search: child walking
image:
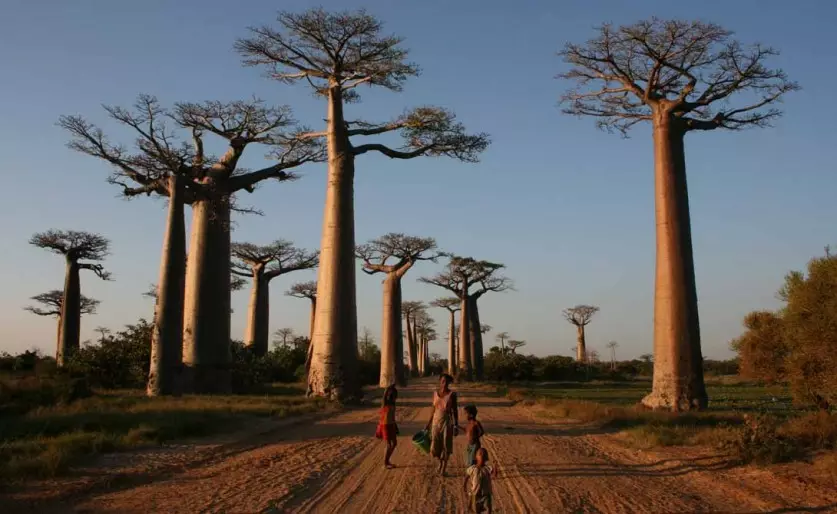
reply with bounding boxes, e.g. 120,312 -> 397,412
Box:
463,404 -> 485,466
376,384 -> 399,469
464,448 -> 496,513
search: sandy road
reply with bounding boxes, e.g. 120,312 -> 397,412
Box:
6,380 -> 837,513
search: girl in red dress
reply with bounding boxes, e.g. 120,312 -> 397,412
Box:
376,384 -> 399,469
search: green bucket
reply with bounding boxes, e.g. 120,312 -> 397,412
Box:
412,429 -> 431,454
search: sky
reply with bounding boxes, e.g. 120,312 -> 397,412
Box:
0,0 -> 835,361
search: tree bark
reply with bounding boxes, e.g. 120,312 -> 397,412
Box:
182,194 -> 232,394
147,175 -> 186,396
642,112 -> 708,411
576,325 -> 587,363
57,258 -> 81,367
243,266 -> 270,357
406,316 -> 418,378
304,297 -> 316,375
447,310 -> 456,375
308,85 -> 360,401
458,289 -> 473,381
379,274 -> 401,387
468,296 -> 485,380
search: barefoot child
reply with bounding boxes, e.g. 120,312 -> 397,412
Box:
376,384 -> 399,469
464,448 -> 496,513
463,404 -> 485,466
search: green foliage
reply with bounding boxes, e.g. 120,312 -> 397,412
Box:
68,319 -> 153,389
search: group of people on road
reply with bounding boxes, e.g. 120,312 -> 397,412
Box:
376,374 -> 497,513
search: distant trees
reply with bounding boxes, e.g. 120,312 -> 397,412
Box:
29,230 -> 111,367
401,301 -> 425,378
286,281 -> 318,375
507,340 -> 526,354
431,297 -> 460,376
563,305 -> 599,362
231,241 -> 318,357
25,290 -> 99,356
495,332 -> 509,354
606,341 -> 619,371
356,233 -> 437,387
238,8 -> 489,400
560,18 -> 797,411
273,328 -> 296,348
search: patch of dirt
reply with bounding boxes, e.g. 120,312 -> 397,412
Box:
2,381 -> 835,513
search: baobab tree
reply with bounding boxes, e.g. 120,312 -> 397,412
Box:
25,290 -> 99,358
286,281 -> 318,373
413,312 -> 436,376
59,96 -> 321,395
560,19 -> 798,410
401,301 -> 425,378
421,256 -> 511,380
508,340 -> 526,354
607,340 -> 619,371
431,297 -> 460,375
30,230 -> 111,366
237,8 -> 490,400
563,305 -> 600,363
274,328 -> 295,347
357,233 -> 437,387
231,241 -> 318,357
495,332 -> 509,354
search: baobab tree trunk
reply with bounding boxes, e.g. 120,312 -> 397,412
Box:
147,175 -> 186,396
182,194 -> 232,394
406,316 -> 418,378
458,293 -> 473,381
576,325 -> 587,363
304,297 -> 316,374
308,86 -> 360,401
243,267 -> 270,357
379,274 -> 401,387
447,310 -> 456,375
395,312 -> 406,387
57,258 -> 81,367
468,297 -> 485,380
642,114 -> 708,411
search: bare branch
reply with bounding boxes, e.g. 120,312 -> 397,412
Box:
563,305 -> 600,327
24,290 -> 99,317
430,297 -> 460,312
419,254 -> 506,299
79,262 -> 113,281
356,233 -> 438,277
30,230 -> 110,262
231,241 -> 319,280
286,281 -> 317,300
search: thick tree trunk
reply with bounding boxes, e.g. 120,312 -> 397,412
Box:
57,258 -> 81,367
182,194 -> 232,394
243,267 -> 270,357
304,297 -> 316,375
147,176 -> 186,396
468,296 -> 485,380
406,316 -> 418,378
379,274 -> 401,387
447,310 -> 456,375
423,336 -> 430,375
458,291 -> 473,381
575,325 -> 586,363
642,114 -> 708,411
308,86 -> 360,401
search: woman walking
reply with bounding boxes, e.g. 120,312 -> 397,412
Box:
425,373 -> 460,476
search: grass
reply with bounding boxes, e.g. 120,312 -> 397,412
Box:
0,383 -> 329,482
502,379 -> 836,465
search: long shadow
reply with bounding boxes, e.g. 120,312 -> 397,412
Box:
704,505 -> 837,514
494,456 -> 739,479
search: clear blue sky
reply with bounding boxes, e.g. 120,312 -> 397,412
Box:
1,0 -> 834,360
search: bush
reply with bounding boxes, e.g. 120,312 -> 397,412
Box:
484,353 -> 537,382
0,375 -> 92,415
67,320 -> 153,389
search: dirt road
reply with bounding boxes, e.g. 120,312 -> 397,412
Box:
6,380 -> 837,513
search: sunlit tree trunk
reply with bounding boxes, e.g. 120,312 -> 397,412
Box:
468,296 -> 485,380
57,258 -> 80,367
406,316 -> 418,378
147,175 -> 186,396
305,297 -> 317,374
308,86 -> 360,400
642,112 -> 708,411
379,274 -> 401,387
182,192 -> 232,394
576,325 -> 587,363
458,284 -> 473,380
243,266 -> 270,357
447,310 -> 456,375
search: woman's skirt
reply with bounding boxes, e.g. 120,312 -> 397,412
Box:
430,415 -> 453,459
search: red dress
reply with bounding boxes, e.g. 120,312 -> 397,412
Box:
376,405 -> 399,440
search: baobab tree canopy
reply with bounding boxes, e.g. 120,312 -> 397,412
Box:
25,290 -> 99,317
286,281 -> 317,300
559,18 -> 799,135
231,241 -> 319,279
563,305 -> 600,326
30,230 -> 110,275
356,234 -> 438,276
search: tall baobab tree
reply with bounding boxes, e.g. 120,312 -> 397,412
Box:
560,19 -> 798,410
508,340 -> 526,354
237,9 -> 490,400
495,331 -> 509,354
607,340 -> 619,371
286,281 -> 318,373
356,233 -> 437,387
563,305 -> 600,363
401,301 -> 425,378
413,311 -> 436,376
25,290 -> 99,357
231,241 -> 318,357
29,231 -> 111,366
431,297 -> 460,375
421,256 -> 511,381
59,96 -> 321,395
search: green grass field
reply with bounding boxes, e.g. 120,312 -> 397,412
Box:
0,383 -> 329,482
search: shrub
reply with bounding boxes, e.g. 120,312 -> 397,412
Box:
67,319 -> 152,389
0,375 -> 92,415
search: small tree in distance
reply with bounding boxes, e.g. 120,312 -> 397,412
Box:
430,297 -> 460,376
495,332 -> 509,354
286,281 -> 318,375
25,290 -> 99,358
560,18 -> 798,411
606,341 -> 619,371
563,305 -> 599,363
30,230 -> 111,366
274,328 -> 295,348
507,340 -> 526,354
